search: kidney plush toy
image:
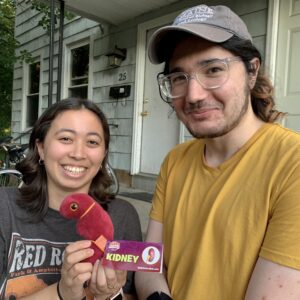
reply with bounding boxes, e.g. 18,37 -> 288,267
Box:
60,193 -> 114,264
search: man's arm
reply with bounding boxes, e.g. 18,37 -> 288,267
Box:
245,257 -> 300,299
135,220 -> 171,300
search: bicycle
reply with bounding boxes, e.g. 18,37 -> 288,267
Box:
0,169 -> 23,187
106,123 -> 120,197
0,129 -> 31,170
0,131 -> 30,187
106,162 -> 119,197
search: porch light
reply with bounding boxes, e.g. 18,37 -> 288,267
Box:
106,45 -> 127,68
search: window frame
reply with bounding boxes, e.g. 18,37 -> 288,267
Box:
64,38 -> 92,99
22,55 -> 43,130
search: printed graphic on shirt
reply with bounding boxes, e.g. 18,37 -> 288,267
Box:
1,232 -> 67,299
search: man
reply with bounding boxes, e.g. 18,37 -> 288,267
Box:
135,4 -> 300,300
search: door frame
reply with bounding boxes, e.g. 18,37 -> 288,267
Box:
131,11 -> 184,175
266,0 -> 291,125
265,0 -> 280,83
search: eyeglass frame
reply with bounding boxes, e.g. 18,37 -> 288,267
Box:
157,56 -> 242,104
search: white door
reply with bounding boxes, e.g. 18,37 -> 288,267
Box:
132,12 -> 182,176
139,27 -> 180,175
274,0 -> 300,130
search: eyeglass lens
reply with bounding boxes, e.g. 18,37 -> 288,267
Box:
159,59 -> 235,99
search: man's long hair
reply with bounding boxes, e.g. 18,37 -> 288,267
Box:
220,36 -> 284,122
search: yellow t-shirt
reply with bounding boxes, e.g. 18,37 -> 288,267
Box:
150,123 -> 300,300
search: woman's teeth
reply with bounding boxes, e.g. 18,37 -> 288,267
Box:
63,166 -> 85,174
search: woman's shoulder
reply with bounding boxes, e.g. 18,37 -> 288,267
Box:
0,187 -> 20,221
107,197 -> 142,241
0,187 -> 19,205
107,197 -> 139,218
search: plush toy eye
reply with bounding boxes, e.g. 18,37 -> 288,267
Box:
70,202 -> 78,211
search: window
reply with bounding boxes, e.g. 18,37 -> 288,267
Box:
26,61 -> 40,127
68,44 -> 89,98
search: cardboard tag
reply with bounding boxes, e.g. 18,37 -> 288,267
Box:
102,240 -> 163,272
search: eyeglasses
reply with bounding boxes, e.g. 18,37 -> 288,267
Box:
157,56 -> 242,103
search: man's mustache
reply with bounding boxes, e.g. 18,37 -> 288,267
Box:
184,101 -> 223,114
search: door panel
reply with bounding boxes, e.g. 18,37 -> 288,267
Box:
275,0 -> 300,130
140,27 -> 180,174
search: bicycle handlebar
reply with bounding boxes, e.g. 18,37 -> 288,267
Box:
0,136 -> 13,144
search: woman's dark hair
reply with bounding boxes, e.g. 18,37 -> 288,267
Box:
163,34 -> 284,122
16,98 -> 112,222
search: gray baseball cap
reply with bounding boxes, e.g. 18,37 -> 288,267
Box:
148,4 -> 252,64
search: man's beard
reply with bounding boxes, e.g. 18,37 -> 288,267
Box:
185,89 -> 251,139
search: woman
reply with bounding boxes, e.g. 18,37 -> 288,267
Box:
0,98 -> 142,299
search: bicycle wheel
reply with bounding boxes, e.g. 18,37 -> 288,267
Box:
0,170 -> 23,187
105,163 -> 119,197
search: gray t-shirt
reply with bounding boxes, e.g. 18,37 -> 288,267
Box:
0,187 -> 142,298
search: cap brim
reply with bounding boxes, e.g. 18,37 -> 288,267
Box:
148,23 -> 233,64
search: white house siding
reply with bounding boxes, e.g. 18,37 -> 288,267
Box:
12,0 -> 269,188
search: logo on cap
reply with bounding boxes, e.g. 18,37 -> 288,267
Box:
174,5 -> 214,25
